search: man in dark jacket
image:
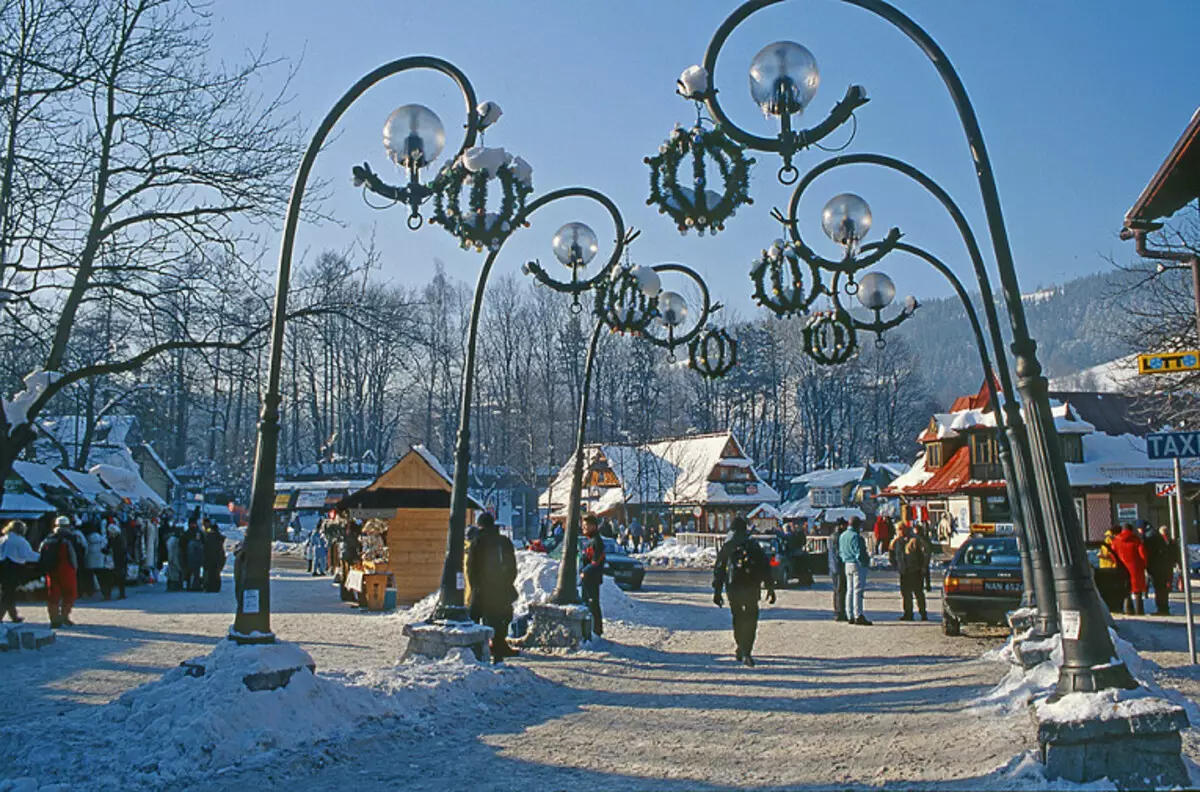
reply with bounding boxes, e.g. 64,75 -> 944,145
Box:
893,523 -> 929,621
580,515 -> 606,637
1145,525 -> 1177,616
202,521 -> 226,593
466,512 -> 519,661
713,517 -> 776,667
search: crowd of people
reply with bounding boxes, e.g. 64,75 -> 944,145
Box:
1097,521 -> 1180,615
0,507 -> 233,628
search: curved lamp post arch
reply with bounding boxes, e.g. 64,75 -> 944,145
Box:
777,151 -> 1058,638
235,56 -> 480,642
705,0 -> 1129,694
432,187 -> 628,620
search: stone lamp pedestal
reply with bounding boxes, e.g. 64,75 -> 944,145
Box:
401,620 -> 493,663
1035,693 -> 1190,789
518,603 -> 594,650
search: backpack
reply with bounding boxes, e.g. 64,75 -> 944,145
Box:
726,540 -> 758,587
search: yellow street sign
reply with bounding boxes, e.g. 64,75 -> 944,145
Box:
1138,350 -> 1200,375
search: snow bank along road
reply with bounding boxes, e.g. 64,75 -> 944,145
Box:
6,561 -> 1196,790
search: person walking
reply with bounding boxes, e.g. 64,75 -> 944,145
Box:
85,524 -> 109,599
712,517 -> 776,666
105,520 -> 127,600
466,512 -> 519,662
915,523 -> 934,592
631,519 -> 645,554
40,516 -> 79,628
186,528 -> 205,591
1,520 -> 41,622
580,515 -> 606,637
165,529 -> 184,591
1145,525 -> 1177,616
339,523 -> 362,602
311,529 -> 329,576
202,521 -> 226,593
1111,523 -> 1148,615
839,516 -> 872,625
872,515 -> 892,556
893,523 -> 929,621
828,519 -> 848,621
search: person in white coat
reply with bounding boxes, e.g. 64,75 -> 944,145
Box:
1,520 -> 41,622
84,526 -> 108,599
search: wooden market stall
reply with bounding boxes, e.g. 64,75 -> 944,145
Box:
336,446 -> 480,606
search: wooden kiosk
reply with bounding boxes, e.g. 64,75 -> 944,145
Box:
336,446 -> 480,606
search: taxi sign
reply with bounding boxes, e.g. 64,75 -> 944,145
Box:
1138,350 -> 1200,375
1147,431 -> 1200,460
1156,482 -> 1178,498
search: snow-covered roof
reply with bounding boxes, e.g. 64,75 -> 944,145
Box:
11,460 -> 71,496
138,444 -> 180,485
748,503 -> 782,520
55,468 -> 121,507
91,464 -> 166,508
790,467 -> 867,489
0,492 -> 55,518
412,444 -> 454,487
918,398 -> 1093,443
876,462 -> 911,479
540,432 -> 780,509
885,452 -> 936,493
38,414 -> 138,449
1068,433 -> 1200,487
275,479 -> 374,492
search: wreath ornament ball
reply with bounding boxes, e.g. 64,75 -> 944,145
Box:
429,145 -> 534,252
688,326 -> 738,379
645,120 -> 754,237
803,309 -> 858,366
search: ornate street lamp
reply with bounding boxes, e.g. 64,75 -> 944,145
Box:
235,56 -> 482,644
701,0 -> 1130,695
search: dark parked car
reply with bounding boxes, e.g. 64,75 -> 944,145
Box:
753,535 -> 793,588
942,535 -> 1023,636
601,538 -> 646,590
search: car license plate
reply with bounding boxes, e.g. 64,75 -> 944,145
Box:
983,581 -> 1021,592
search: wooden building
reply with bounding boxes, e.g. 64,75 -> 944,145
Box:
336,445 -> 480,605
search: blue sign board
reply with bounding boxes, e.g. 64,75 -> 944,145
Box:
1146,431 -> 1200,460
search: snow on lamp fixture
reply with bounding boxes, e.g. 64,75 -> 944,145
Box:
748,41 -> 819,118
630,264 -> 662,298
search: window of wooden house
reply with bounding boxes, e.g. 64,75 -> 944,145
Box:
811,487 -> 842,507
710,465 -> 751,482
1060,434 -> 1084,464
926,442 -> 944,469
969,431 -> 998,466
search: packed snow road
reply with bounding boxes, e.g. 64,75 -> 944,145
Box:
194,568 -> 1031,791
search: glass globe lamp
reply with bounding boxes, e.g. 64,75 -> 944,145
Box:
658,291 -> 689,327
630,265 -> 662,298
821,193 -> 873,249
383,104 -> 446,170
749,41 -> 819,117
857,271 -> 896,311
552,223 -> 599,269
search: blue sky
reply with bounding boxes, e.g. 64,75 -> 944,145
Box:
210,0 -> 1199,314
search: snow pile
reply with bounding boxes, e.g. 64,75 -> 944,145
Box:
634,538 -> 717,568
396,550 -> 643,628
0,639 -> 523,791
271,541 -> 305,557
983,751 -> 1119,791
974,631 -> 1064,714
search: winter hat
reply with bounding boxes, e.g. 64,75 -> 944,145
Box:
54,515 -> 72,528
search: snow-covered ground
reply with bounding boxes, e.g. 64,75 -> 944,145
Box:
632,538 -> 717,569
5,556 -> 1200,790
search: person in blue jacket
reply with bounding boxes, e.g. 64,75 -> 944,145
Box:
839,516 -> 872,625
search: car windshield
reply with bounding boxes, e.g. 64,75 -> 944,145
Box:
754,538 -> 776,552
603,539 -> 620,555
960,538 -> 1021,567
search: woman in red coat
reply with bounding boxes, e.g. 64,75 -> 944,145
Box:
1111,523 -> 1148,615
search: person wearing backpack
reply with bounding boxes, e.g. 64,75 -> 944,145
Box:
839,516 -> 872,625
713,517 -> 776,667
